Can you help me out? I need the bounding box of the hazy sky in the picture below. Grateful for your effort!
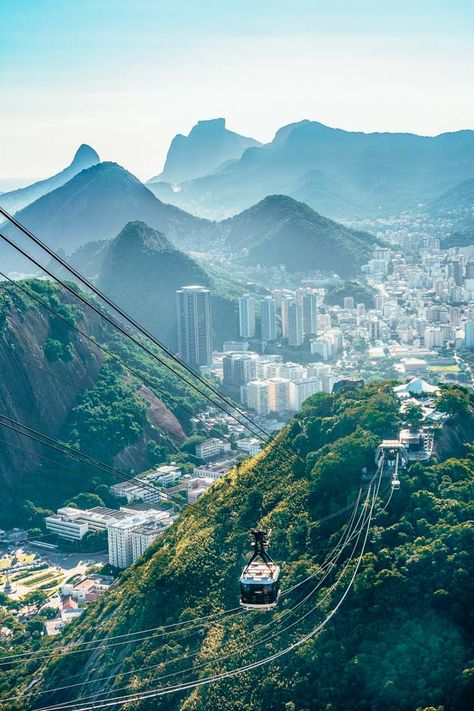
[1,0,473,185]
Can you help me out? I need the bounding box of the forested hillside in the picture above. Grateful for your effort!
[0,278,205,529]
[3,383,472,711]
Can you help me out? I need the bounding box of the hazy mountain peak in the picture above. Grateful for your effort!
[113,220,172,253]
[0,143,100,214]
[71,143,100,166]
[149,118,261,185]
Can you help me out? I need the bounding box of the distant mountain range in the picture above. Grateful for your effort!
[222,195,383,276]
[0,144,99,214]
[1,162,216,273]
[147,120,474,220]
[148,118,260,185]
[2,159,379,280]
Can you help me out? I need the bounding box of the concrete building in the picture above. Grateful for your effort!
[302,291,318,335]
[45,507,129,542]
[268,377,290,413]
[465,320,474,348]
[176,286,212,369]
[261,296,277,341]
[223,353,257,389]
[237,438,262,456]
[195,438,230,459]
[110,479,163,504]
[244,380,270,416]
[289,378,321,410]
[287,300,304,346]
[108,510,174,569]
[238,295,256,339]
[424,326,444,349]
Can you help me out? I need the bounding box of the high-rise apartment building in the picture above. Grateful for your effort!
[302,291,318,335]
[268,377,290,413]
[261,296,277,341]
[176,286,212,369]
[238,294,256,338]
[244,380,270,416]
[465,321,474,348]
[287,300,304,346]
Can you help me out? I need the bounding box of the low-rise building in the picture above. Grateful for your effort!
[196,438,230,459]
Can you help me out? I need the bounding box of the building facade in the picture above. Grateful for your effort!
[176,286,212,369]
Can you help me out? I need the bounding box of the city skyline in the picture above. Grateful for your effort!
[1,0,473,183]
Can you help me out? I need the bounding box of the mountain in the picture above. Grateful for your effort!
[1,162,216,274]
[98,221,212,349]
[429,176,474,216]
[97,221,249,350]
[0,144,99,214]
[149,118,261,184]
[0,278,205,530]
[14,382,474,710]
[222,194,382,276]
[145,120,474,220]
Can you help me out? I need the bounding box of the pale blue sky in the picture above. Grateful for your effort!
[1,0,473,183]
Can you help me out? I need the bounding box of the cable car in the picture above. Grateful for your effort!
[391,476,400,490]
[240,528,280,611]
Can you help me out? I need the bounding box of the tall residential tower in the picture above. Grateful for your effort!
[176,286,212,369]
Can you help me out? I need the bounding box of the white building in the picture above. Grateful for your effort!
[287,300,304,346]
[268,377,290,413]
[302,291,318,335]
[176,286,212,369]
[110,479,163,504]
[261,296,277,341]
[289,378,321,410]
[108,510,174,569]
[196,438,230,459]
[465,320,474,348]
[45,507,129,542]
[424,326,444,349]
[237,438,262,456]
[239,295,256,338]
[244,380,270,416]
[149,464,182,486]
[311,337,332,360]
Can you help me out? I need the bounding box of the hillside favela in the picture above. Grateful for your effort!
[0,3,473,710]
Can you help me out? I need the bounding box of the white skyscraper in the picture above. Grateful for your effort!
[465,321,474,348]
[238,294,256,338]
[287,300,304,346]
[176,286,212,369]
[261,296,277,341]
[302,291,318,336]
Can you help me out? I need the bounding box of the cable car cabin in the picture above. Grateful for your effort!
[391,477,400,491]
[240,528,280,611]
[240,561,280,610]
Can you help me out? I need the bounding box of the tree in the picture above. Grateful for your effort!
[403,402,424,430]
[437,388,470,418]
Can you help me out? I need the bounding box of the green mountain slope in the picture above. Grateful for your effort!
[8,383,473,710]
[223,195,382,276]
[0,278,205,529]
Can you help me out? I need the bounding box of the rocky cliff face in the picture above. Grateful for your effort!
[0,280,191,513]
[0,296,103,492]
